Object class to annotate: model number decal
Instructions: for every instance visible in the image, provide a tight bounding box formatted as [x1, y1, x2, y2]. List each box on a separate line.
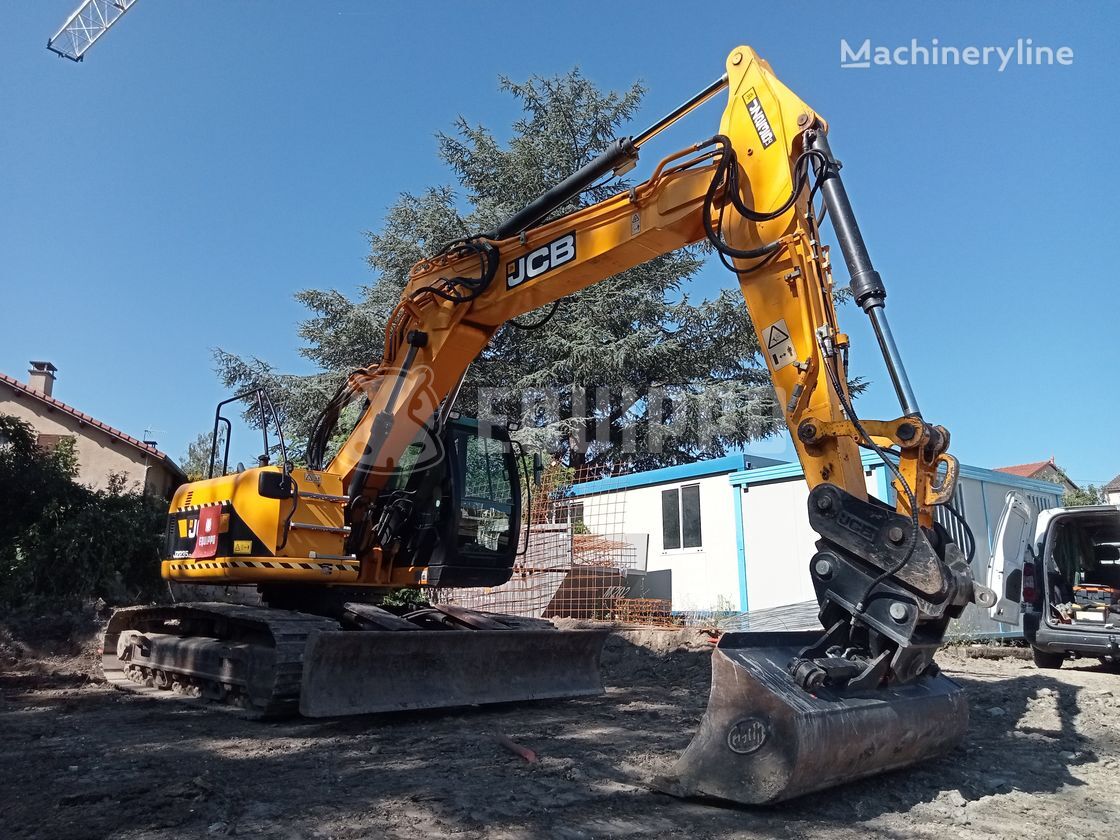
[744, 87, 776, 148]
[506, 232, 576, 288]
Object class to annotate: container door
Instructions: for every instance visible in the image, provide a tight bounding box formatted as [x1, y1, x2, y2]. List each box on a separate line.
[986, 491, 1035, 625]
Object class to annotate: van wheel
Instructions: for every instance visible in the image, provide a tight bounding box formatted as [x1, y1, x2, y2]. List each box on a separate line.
[1032, 646, 1064, 669]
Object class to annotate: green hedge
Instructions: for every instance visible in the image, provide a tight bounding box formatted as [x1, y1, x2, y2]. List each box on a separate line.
[0, 415, 167, 610]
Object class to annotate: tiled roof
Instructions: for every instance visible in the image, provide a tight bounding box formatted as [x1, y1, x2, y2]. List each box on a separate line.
[0, 372, 184, 478]
[1106, 473, 1120, 492]
[994, 459, 1054, 478]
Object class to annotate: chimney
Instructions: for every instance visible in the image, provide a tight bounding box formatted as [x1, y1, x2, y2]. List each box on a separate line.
[28, 361, 58, 397]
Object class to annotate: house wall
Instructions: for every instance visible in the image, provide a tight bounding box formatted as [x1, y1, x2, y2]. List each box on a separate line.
[1107, 489, 1120, 506]
[1024, 463, 1077, 494]
[579, 471, 742, 613]
[0, 396, 175, 495]
[141, 461, 180, 498]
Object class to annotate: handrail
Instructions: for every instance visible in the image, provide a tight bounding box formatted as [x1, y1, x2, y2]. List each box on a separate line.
[206, 388, 290, 479]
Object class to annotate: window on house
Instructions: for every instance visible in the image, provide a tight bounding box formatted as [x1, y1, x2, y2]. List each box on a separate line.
[661, 484, 702, 550]
[36, 434, 66, 454]
[552, 500, 585, 526]
[36, 433, 74, 452]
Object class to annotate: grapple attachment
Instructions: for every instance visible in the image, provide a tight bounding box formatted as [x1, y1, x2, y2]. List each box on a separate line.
[657, 631, 967, 805]
[299, 627, 609, 717]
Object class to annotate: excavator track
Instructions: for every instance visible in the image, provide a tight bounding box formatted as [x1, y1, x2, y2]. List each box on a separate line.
[102, 603, 340, 718]
[102, 602, 609, 718]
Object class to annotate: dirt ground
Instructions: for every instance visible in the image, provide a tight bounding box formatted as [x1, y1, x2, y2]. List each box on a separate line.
[2, 619, 1120, 840]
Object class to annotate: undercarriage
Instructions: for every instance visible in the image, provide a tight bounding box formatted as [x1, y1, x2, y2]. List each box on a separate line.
[103, 601, 608, 718]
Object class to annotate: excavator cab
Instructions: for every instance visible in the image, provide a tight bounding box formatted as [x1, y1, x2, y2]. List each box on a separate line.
[371, 417, 523, 589]
[195, 388, 525, 590]
[445, 419, 520, 575]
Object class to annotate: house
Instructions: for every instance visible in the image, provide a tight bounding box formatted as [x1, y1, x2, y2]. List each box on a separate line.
[994, 457, 1079, 495]
[571, 450, 1063, 639]
[0, 361, 184, 497]
[1106, 474, 1120, 506]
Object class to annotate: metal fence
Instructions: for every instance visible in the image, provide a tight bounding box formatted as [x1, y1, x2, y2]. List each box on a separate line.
[435, 466, 680, 625]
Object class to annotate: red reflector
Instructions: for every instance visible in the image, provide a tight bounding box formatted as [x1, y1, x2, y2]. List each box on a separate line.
[1022, 561, 1037, 602]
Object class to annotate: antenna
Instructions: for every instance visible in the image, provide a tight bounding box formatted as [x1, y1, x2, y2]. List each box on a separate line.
[142, 427, 164, 447]
[47, 0, 139, 62]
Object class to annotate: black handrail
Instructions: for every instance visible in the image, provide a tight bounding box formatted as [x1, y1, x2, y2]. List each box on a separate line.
[208, 415, 232, 480]
[206, 388, 289, 479]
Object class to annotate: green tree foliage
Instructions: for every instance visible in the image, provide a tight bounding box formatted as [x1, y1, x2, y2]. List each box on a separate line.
[1062, 485, 1103, 507]
[180, 429, 226, 482]
[0, 417, 76, 551]
[216, 70, 779, 472]
[0, 416, 166, 610]
[379, 588, 430, 610]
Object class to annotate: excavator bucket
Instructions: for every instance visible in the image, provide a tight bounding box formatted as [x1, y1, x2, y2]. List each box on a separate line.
[298, 627, 609, 717]
[657, 631, 968, 805]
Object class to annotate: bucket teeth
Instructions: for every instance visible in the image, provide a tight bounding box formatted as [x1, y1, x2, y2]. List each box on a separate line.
[657, 630, 967, 805]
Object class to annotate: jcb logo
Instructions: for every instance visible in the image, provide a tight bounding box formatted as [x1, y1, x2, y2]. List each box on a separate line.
[837, 509, 877, 543]
[506, 232, 576, 288]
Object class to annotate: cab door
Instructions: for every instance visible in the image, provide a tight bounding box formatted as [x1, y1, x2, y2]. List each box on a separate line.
[986, 491, 1036, 625]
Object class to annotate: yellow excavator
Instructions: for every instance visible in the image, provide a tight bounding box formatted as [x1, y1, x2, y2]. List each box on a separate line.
[103, 45, 996, 804]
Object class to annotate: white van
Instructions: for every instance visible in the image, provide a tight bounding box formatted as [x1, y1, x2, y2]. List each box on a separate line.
[988, 496, 1120, 668]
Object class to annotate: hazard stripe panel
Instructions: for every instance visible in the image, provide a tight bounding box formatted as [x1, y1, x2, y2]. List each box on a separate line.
[175, 500, 233, 513]
[168, 558, 359, 573]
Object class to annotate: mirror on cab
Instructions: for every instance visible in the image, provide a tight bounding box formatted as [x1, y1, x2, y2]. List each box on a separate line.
[258, 471, 295, 499]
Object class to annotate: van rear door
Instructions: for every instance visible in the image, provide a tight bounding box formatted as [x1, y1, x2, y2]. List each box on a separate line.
[987, 491, 1036, 625]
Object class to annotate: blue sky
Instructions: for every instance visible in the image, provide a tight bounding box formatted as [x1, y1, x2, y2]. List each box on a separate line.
[1, 2, 1116, 485]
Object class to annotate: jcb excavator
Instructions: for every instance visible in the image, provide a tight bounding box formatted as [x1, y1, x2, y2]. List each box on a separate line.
[103, 46, 996, 804]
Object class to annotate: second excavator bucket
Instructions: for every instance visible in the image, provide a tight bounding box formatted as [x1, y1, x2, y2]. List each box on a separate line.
[657, 631, 967, 805]
[299, 627, 609, 717]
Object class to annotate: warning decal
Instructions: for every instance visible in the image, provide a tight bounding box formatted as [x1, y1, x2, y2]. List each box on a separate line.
[766, 323, 790, 348]
[763, 320, 797, 371]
